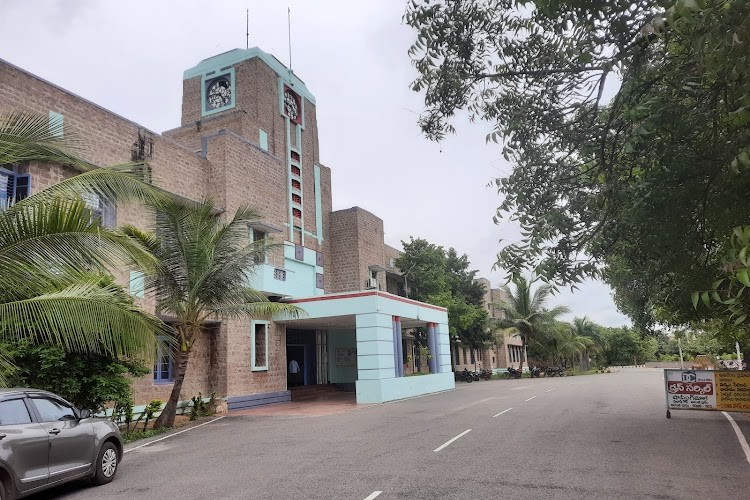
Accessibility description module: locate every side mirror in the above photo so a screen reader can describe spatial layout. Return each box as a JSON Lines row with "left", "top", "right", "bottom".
{"left": 79, "top": 409, "right": 91, "bottom": 419}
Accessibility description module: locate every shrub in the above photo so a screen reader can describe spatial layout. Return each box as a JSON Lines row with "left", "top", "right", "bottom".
{"left": 3, "top": 342, "right": 147, "bottom": 413}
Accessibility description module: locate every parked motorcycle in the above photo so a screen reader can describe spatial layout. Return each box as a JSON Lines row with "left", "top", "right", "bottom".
{"left": 455, "top": 368, "right": 474, "bottom": 383}
{"left": 502, "top": 367, "right": 522, "bottom": 379}
{"left": 479, "top": 369, "right": 493, "bottom": 380}
{"left": 546, "top": 367, "right": 565, "bottom": 377}
{"left": 530, "top": 366, "right": 541, "bottom": 378}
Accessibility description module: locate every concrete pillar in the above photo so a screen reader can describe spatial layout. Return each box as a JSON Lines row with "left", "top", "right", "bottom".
{"left": 392, "top": 317, "right": 401, "bottom": 378}
{"left": 395, "top": 316, "right": 404, "bottom": 377}
{"left": 436, "top": 322, "right": 451, "bottom": 373}
{"left": 355, "top": 312, "right": 395, "bottom": 381}
{"left": 427, "top": 322, "right": 438, "bottom": 373}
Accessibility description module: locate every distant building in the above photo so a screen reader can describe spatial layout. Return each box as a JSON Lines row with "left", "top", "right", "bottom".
{"left": 451, "top": 278, "right": 526, "bottom": 372}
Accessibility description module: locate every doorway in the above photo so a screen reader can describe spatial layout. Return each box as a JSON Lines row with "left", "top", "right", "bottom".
{"left": 287, "top": 329, "right": 317, "bottom": 386}
{"left": 286, "top": 345, "right": 306, "bottom": 387}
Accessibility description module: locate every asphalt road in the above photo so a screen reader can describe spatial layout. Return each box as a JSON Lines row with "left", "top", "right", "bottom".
{"left": 41, "top": 368, "right": 750, "bottom": 499}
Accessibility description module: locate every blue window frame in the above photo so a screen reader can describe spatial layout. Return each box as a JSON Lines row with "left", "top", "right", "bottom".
{"left": 0, "top": 168, "right": 31, "bottom": 208}
{"left": 153, "top": 337, "right": 173, "bottom": 383}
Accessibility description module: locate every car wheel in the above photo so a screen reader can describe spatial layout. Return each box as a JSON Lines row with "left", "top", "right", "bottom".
{"left": 91, "top": 442, "right": 119, "bottom": 485}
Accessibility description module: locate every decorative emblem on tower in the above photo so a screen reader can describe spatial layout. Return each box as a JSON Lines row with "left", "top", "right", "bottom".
{"left": 283, "top": 86, "right": 301, "bottom": 124}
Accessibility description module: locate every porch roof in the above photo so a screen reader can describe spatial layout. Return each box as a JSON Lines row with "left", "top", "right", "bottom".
{"left": 278, "top": 290, "right": 448, "bottom": 330}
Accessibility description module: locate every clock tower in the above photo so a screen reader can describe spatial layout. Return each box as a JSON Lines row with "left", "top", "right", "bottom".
{"left": 165, "top": 47, "right": 329, "bottom": 297}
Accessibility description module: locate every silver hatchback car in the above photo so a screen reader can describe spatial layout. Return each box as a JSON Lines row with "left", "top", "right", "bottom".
{"left": 0, "top": 388, "right": 123, "bottom": 499}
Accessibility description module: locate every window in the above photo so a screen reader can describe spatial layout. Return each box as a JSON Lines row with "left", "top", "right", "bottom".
{"left": 316, "top": 272, "right": 324, "bottom": 289}
{"left": 31, "top": 398, "right": 76, "bottom": 422}
{"left": 292, "top": 179, "right": 301, "bottom": 190}
{"left": 292, "top": 194, "right": 302, "bottom": 204}
{"left": 0, "top": 399, "right": 32, "bottom": 425}
{"left": 463, "top": 348, "right": 467, "bottom": 365}
{"left": 250, "top": 228, "right": 267, "bottom": 264}
{"left": 81, "top": 192, "right": 115, "bottom": 228}
{"left": 154, "top": 336, "right": 173, "bottom": 383}
{"left": 291, "top": 166, "right": 301, "bottom": 176}
{"left": 129, "top": 270, "right": 145, "bottom": 298}
{"left": 251, "top": 321, "right": 269, "bottom": 371}
{"left": 291, "top": 150, "right": 300, "bottom": 163}
{"left": 470, "top": 349, "right": 475, "bottom": 364}
{"left": 0, "top": 168, "right": 30, "bottom": 208}
{"left": 292, "top": 208, "right": 302, "bottom": 218}
{"left": 259, "top": 129, "right": 269, "bottom": 151}
{"left": 316, "top": 251, "right": 324, "bottom": 267}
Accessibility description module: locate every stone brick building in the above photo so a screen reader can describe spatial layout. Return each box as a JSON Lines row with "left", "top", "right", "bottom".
{"left": 0, "top": 47, "right": 454, "bottom": 408}
{"left": 451, "top": 278, "right": 526, "bottom": 373}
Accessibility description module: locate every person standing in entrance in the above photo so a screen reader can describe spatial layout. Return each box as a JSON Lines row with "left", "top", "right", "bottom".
{"left": 289, "top": 358, "right": 301, "bottom": 386}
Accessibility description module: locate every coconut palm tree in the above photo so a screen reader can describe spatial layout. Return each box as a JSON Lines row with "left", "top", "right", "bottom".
{"left": 494, "top": 276, "right": 569, "bottom": 373}
{"left": 572, "top": 316, "right": 606, "bottom": 370}
{"left": 123, "top": 199, "right": 302, "bottom": 428}
{"left": 0, "top": 111, "right": 169, "bottom": 381}
{"left": 548, "top": 323, "right": 596, "bottom": 368}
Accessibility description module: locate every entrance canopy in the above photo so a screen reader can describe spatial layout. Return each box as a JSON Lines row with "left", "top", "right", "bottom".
{"left": 279, "top": 290, "right": 454, "bottom": 403}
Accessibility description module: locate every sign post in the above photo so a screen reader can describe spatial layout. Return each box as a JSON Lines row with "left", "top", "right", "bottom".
{"left": 664, "top": 369, "right": 750, "bottom": 418}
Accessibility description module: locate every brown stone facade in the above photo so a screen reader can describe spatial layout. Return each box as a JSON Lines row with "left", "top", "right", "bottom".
{"left": 1, "top": 47, "right": 411, "bottom": 407}
{"left": 451, "top": 278, "right": 525, "bottom": 372}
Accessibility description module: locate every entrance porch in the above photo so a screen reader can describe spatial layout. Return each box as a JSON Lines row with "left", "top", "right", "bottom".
{"left": 279, "top": 290, "right": 454, "bottom": 404}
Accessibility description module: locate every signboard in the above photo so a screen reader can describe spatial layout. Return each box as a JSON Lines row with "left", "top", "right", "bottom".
{"left": 335, "top": 347, "right": 356, "bottom": 367}
{"left": 664, "top": 369, "right": 750, "bottom": 417}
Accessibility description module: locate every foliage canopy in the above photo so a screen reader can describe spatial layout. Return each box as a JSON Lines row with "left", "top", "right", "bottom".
{"left": 405, "top": 0, "right": 750, "bottom": 329}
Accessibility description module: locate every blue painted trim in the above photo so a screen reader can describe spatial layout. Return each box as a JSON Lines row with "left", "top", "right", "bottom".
{"left": 314, "top": 165, "right": 323, "bottom": 244}
{"left": 201, "top": 67, "right": 236, "bottom": 117}
{"left": 48, "top": 111, "right": 63, "bottom": 137}
{"left": 129, "top": 270, "right": 145, "bottom": 298}
{"left": 184, "top": 47, "right": 316, "bottom": 104}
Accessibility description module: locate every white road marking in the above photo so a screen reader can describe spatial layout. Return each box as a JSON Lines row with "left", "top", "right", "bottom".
{"left": 124, "top": 416, "right": 226, "bottom": 454}
{"left": 433, "top": 429, "right": 472, "bottom": 452}
{"left": 546, "top": 388, "right": 557, "bottom": 392}
{"left": 363, "top": 491, "right": 383, "bottom": 500}
{"left": 493, "top": 408, "right": 513, "bottom": 418}
{"left": 525, "top": 396, "right": 537, "bottom": 402}
{"left": 451, "top": 397, "right": 498, "bottom": 412}
{"left": 722, "top": 411, "right": 750, "bottom": 466}
{"left": 511, "top": 386, "right": 530, "bottom": 391}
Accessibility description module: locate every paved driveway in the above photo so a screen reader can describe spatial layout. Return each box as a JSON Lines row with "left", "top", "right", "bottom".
{"left": 38, "top": 369, "right": 750, "bottom": 499}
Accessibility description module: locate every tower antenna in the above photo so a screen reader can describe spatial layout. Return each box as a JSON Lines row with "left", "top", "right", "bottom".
{"left": 287, "top": 7, "right": 292, "bottom": 71}
{"left": 246, "top": 8, "right": 249, "bottom": 49}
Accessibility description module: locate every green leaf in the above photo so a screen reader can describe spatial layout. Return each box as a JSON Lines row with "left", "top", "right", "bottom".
{"left": 734, "top": 314, "right": 747, "bottom": 325}
{"left": 737, "top": 268, "right": 750, "bottom": 287}
{"left": 692, "top": 291, "right": 699, "bottom": 309}
{"left": 701, "top": 291, "right": 710, "bottom": 308}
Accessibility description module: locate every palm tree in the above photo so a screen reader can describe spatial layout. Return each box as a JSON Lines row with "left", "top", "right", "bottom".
{"left": 0, "top": 112, "right": 169, "bottom": 379}
{"left": 571, "top": 317, "right": 606, "bottom": 370}
{"left": 123, "top": 199, "right": 302, "bottom": 428}
{"left": 548, "top": 323, "right": 596, "bottom": 368}
{"left": 494, "top": 276, "right": 569, "bottom": 373}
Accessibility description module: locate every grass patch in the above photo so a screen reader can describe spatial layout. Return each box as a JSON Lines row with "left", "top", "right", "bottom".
{"left": 123, "top": 427, "right": 169, "bottom": 444}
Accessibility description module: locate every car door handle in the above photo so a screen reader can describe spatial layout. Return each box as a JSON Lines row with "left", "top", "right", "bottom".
{"left": 48, "top": 428, "right": 61, "bottom": 435}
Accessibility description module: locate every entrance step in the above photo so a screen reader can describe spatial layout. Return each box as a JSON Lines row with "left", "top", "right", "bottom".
{"left": 289, "top": 384, "right": 348, "bottom": 402}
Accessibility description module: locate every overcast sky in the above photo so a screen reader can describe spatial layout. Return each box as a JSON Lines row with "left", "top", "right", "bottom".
{"left": 0, "top": 0, "right": 631, "bottom": 327}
